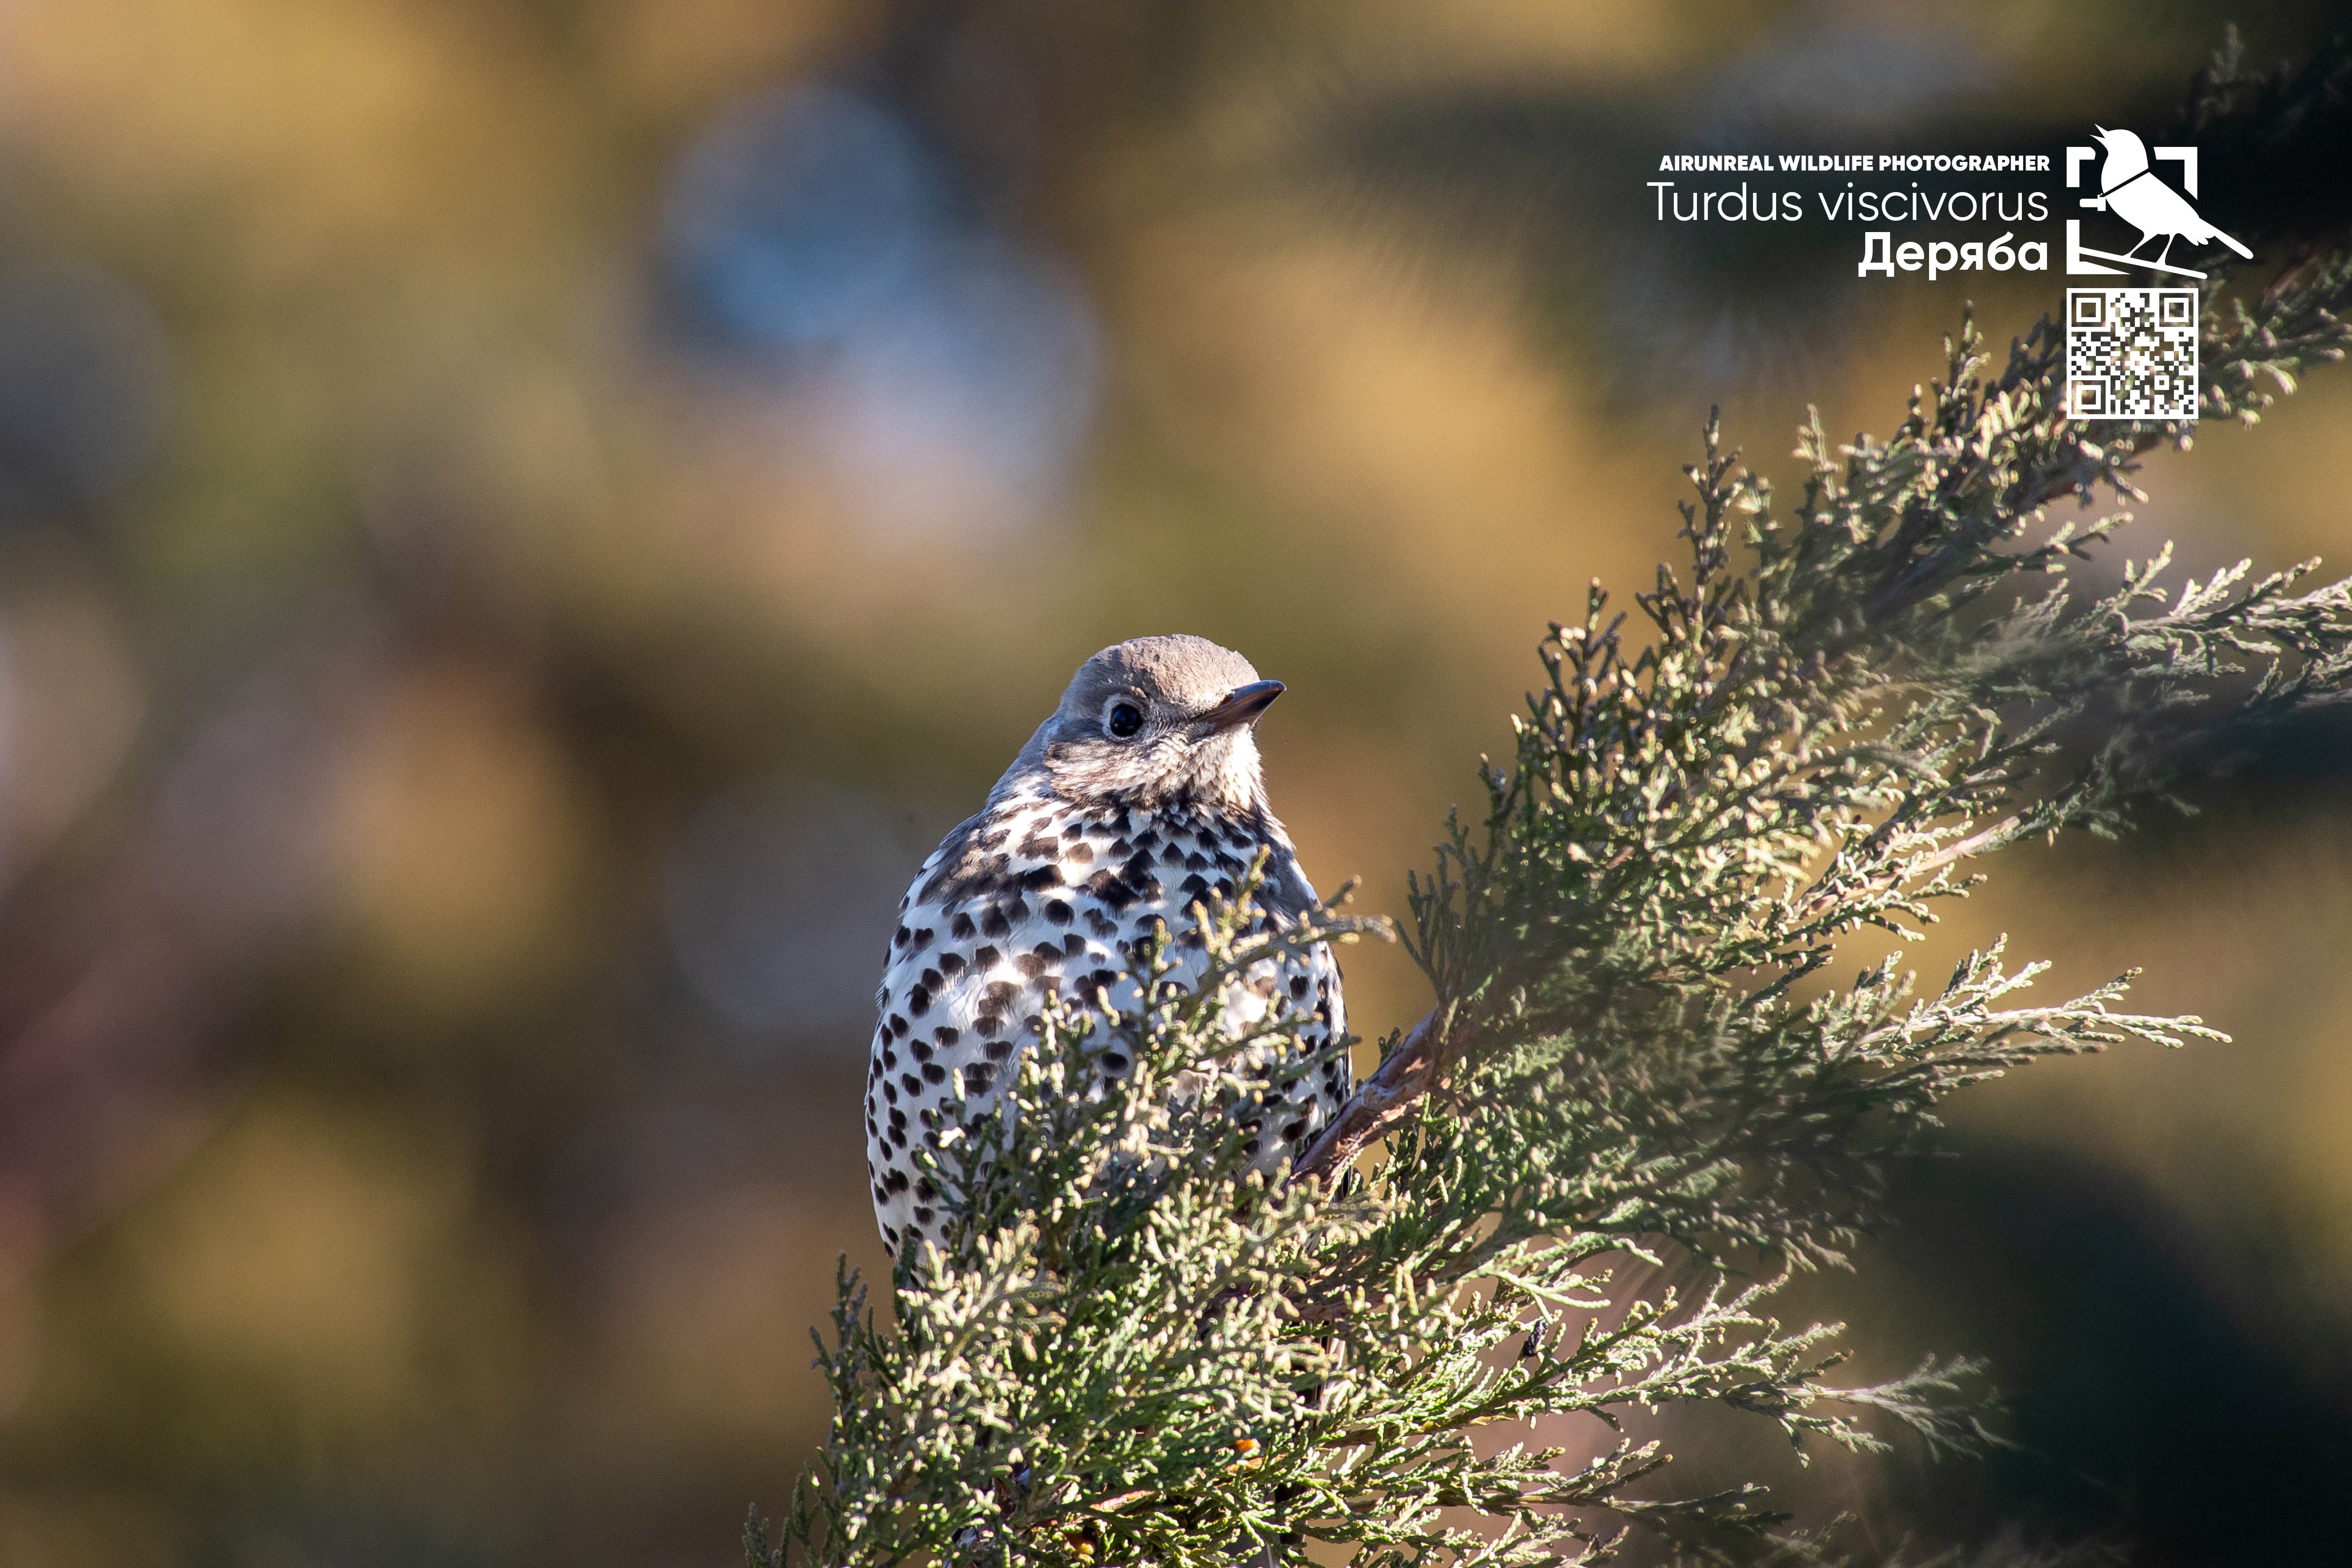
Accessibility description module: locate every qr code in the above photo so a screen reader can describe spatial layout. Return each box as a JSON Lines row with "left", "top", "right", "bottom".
{"left": 2066, "top": 288, "right": 2198, "bottom": 420}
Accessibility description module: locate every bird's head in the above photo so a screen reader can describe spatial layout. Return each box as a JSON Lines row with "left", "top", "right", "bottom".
{"left": 1016, "top": 635, "right": 1284, "bottom": 813}
{"left": 2092, "top": 126, "right": 2149, "bottom": 166}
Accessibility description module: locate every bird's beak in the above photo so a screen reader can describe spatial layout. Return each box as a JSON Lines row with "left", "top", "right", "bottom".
{"left": 1196, "top": 680, "right": 1285, "bottom": 731}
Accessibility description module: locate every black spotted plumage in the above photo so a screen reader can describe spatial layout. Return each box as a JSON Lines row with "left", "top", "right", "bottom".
{"left": 867, "top": 635, "right": 1349, "bottom": 1258}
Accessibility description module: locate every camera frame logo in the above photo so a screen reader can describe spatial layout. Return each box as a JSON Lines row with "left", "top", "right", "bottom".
{"left": 2063, "top": 129, "right": 2242, "bottom": 421}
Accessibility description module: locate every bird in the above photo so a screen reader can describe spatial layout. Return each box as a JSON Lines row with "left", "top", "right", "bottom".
{"left": 866, "top": 635, "right": 1349, "bottom": 1258}
{"left": 2083, "top": 126, "right": 2252, "bottom": 268}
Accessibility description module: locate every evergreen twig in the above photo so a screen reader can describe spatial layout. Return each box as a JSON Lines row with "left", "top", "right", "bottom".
{"left": 771, "top": 39, "right": 2352, "bottom": 1568}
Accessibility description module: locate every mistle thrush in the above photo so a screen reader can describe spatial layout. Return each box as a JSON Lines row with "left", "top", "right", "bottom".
{"left": 866, "top": 635, "right": 1349, "bottom": 1257}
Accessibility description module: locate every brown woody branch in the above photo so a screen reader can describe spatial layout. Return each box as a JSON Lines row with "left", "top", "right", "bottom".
{"left": 1290, "top": 1007, "right": 1445, "bottom": 1184}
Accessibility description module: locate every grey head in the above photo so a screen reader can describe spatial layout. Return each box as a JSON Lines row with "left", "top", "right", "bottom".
{"left": 997, "top": 635, "right": 1286, "bottom": 814}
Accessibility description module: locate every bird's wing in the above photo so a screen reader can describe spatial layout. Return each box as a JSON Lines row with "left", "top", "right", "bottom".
{"left": 2119, "top": 181, "right": 2249, "bottom": 255}
{"left": 908, "top": 808, "right": 1000, "bottom": 907}
{"left": 2112, "top": 181, "right": 2190, "bottom": 234}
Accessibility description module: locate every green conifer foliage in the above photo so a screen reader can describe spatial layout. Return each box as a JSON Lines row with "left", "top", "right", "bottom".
{"left": 760, "top": 40, "right": 2352, "bottom": 1568}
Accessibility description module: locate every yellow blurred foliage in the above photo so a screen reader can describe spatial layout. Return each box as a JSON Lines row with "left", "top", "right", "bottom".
{"left": 326, "top": 665, "right": 599, "bottom": 1013}
{"left": 120, "top": 1098, "right": 470, "bottom": 1422}
{"left": 0, "top": 569, "right": 145, "bottom": 870}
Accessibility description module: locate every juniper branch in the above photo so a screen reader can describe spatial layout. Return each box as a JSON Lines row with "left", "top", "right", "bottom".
{"left": 779, "top": 39, "right": 2352, "bottom": 1568}
{"left": 1301, "top": 212, "right": 2352, "bottom": 1191}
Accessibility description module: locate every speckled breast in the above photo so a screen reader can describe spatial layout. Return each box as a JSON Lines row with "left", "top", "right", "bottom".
{"left": 864, "top": 787, "right": 1347, "bottom": 1257}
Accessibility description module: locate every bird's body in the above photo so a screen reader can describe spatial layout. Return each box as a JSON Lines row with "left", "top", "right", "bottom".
{"left": 866, "top": 636, "right": 1348, "bottom": 1257}
{"left": 2087, "top": 127, "right": 2252, "bottom": 265}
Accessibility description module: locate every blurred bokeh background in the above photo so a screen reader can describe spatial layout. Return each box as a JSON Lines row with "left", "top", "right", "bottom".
{"left": 0, "top": 2, "right": 2347, "bottom": 1564}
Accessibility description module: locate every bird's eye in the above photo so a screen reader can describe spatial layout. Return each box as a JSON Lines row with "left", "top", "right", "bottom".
{"left": 1106, "top": 701, "right": 1144, "bottom": 739}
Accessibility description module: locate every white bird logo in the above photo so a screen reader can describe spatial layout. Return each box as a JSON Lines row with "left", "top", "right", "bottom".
{"left": 2082, "top": 126, "right": 2251, "bottom": 269}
